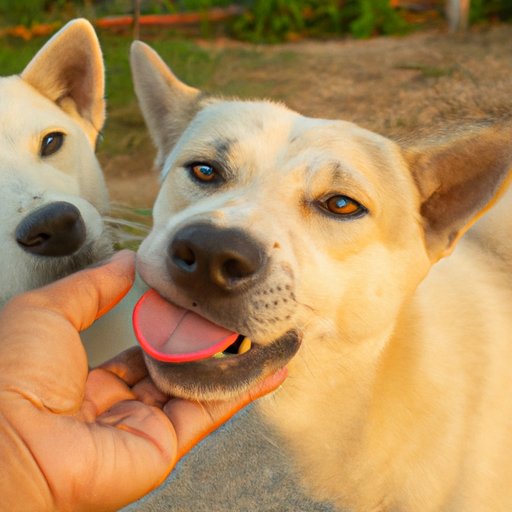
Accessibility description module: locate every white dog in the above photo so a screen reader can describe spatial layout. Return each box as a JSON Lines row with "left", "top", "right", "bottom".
{"left": 0, "top": 20, "right": 137, "bottom": 365}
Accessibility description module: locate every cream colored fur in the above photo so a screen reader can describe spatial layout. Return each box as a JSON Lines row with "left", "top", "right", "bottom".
{"left": 131, "top": 41, "right": 512, "bottom": 511}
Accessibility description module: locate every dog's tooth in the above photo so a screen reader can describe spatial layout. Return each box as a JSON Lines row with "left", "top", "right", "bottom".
{"left": 213, "top": 352, "right": 226, "bottom": 359}
{"left": 238, "top": 337, "right": 252, "bottom": 355}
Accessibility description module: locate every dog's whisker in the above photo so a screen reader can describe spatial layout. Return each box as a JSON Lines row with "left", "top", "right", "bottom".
{"left": 103, "top": 216, "right": 150, "bottom": 231}
{"left": 103, "top": 207, "right": 152, "bottom": 250}
{"left": 292, "top": 297, "right": 320, "bottom": 316}
{"left": 297, "top": 343, "right": 324, "bottom": 380}
{"left": 255, "top": 429, "right": 281, "bottom": 450}
{"left": 196, "top": 399, "right": 216, "bottom": 424}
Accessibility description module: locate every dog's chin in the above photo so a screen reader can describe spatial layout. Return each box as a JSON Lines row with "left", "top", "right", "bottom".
{"left": 144, "top": 330, "right": 301, "bottom": 401}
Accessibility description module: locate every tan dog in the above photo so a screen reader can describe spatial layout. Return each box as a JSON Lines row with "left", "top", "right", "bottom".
{"left": 130, "top": 41, "right": 512, "bottom": 512}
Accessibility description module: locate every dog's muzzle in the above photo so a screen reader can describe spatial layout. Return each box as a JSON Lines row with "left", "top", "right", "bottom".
{"left": 135, "top": 222, "right": 301, "bottom": 400}
{"left": 15, "top": 201, "right": 86, "bottom": 257}
{"left": 168, "top": 222, "right": 269, "bottom": 295}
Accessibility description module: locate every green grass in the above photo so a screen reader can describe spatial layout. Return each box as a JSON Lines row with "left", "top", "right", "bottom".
{"left": 99, "top": 34, "right": 220, "bottom": 111}
{"left": 100, "top": 32, "right": 298, "bottom": 107}
{"left": 0, "top": 35, "right": 45, "bottom": 72}
{"left": 395, "top": 63, "right": 456, "bottom": 79}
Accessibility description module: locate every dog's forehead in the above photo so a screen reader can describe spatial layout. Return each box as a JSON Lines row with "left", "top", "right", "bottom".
{"left": 180, "top": 100, "right": 404, "bottom": 186}
{"left": 189, "top": 100, "right": 376, "bottom": 144}
{"left": 0, "top": 76, "right": 72, "bottom": 135}
{"left": 184, "top": 100, "right": 297, "bottom": 147}
{"left": 287, "top": 119, "right": 400, "bottom": 172}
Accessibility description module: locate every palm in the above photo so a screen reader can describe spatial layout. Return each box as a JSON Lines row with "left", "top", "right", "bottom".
{"left": 0, "top": 252, "right": 286, "bottom": 511}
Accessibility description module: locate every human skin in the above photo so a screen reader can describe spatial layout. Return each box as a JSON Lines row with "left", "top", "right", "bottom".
{"left": 0, "top": 250, "right": 287, "bottom": 511}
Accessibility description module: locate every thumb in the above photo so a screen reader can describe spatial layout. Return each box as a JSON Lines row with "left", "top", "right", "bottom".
{"left": 0, "top": 250, "right": 136, "bottom": 411}
{"left": 13, "top": 249, "right": 136, "bottom": 331}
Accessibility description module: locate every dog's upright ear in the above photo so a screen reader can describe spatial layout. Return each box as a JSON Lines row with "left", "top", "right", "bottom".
{"left": 404, "top": 123, "right": 512, "bottom": 261}
{"left": 21, "top": 18, "right": 105, "bottom": 141}
{"left": 130, "top": 41, "right": 203, "bottom": 169}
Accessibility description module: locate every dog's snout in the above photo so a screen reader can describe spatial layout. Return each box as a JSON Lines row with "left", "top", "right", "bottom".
{"left": 168, "top": 223, "right": 268, "bottom": 292}
{"left": 15, "top": 201, "right": 86, "bottom": 257}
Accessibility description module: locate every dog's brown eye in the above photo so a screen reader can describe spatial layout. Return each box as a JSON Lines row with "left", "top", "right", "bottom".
{"left": 40, "top": 132, "right": 65, "bottom": 157}
{"left": 324, "top": 195, "right": 366, "bottom": 217}
{"left": 191, "top": 163, "right": 216, "bottom": 182}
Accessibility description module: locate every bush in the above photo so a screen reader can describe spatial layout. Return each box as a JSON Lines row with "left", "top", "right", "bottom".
{"left": 0, "top": 0, "right": 48, "bottom": 25}
{"left": 349, "top": 0, "right": 409, "bottom": 38}
{"left": 230, "top": 0, "right": 410, "bottom": 43}
{"left": 2, "top": 0, "right": 509, "bottom": 42}
{"left": 470, "top": 0, "right": 512, "bottom": 23}
{"left": 231, "top": 0, "right": 306, "bottom": 43}
{"left": 0, "top": 0, "right": 78, "bottom": 26}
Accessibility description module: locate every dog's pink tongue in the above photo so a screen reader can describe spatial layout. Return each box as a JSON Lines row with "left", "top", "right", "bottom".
{"left": 133, "top": 289, "right": 238, "bottom": 363}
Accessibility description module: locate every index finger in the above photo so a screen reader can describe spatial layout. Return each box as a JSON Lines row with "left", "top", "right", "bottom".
{"left": 19, "top": 249, "right": 136, "bottom": 332}
{"left": 164, "top": 367, "right": 288, "bottom": 461}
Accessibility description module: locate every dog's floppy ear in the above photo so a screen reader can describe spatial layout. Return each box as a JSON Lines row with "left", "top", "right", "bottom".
{"left": 130, "top": 41, "right": 202, "bottom": 169}
{"left": 21, "top": 18, "right": 105, "bottom": 139}
{"left": 404, "top": 123, "right": 512, "bottom": 261}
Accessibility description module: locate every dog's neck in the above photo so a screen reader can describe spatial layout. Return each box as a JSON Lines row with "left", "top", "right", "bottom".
{"left": 256, "top": 238, "right": 512, "bottom": 509}
{"left": 254, "top": 293, "right": 439, "bottom": 509}
{"left": 258, "top": 320, "right": 389, "bottom": 442}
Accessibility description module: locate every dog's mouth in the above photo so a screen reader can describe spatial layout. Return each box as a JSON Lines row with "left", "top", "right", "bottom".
{"left": 133, "top": 288, "right": 251, "bottom": 362}
{"left": 132, "top": 289, "right": 301, "bottom": 400}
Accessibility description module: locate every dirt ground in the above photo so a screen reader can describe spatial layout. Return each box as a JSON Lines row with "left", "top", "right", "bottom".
{"left": 100, "top": 23, "right": 512, "bottom": 209}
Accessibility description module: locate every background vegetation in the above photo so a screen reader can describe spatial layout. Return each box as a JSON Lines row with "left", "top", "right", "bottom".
{"left": 0, "top": 1, "right": 510, "bottom": 215}
{"left": 0, "top": 0, "right": 511, "bottom": 41}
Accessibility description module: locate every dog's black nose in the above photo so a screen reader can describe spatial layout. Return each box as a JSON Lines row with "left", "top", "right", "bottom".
{"left": 15, "top": 201, "right": 86, "bottom": 257}
{"left": 168, "top": 223, "right": 268, "bottom": 293}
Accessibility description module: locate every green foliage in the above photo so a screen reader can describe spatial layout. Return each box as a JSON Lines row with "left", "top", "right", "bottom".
{"left": 146, "top": 0, "right": 175, "bottom": 14}
{"left": 92, "top": 0, "right": 232, "bottom": 16}
{"left": 349, "top": 0, "right": 409, "bottom": 38}
{"left": 0, "top": 36, "right": 43, "bottom": 71}
{"left": 470, "top": 0, "right": 512, "bottom": 23}
{"left": 1, "top": 0, "right": 511, "bottom": 41}
{"left": 232, "top": 0, "right": 305, "bottom": 43}
{"left": 0, "top": 0, "right": 235, "bottom": 25}
{"left": 231, "top": 0, "right": 348, "bottom": 42}
{"left": 231, "top": 0, "right": 410, "bottom": 42}
{"left": 0, "top": 0, "right": 47, "bottom": 26}
{"left": 0, "top": 0, "right": 81, "bottom": 26}
{"left": 179, "top": 0, "right": 232, "bottom": 10}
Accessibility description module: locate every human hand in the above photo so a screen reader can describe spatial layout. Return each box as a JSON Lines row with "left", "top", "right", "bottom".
{"left": 0, "top": 250, "right": 287, "bottom": 511}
